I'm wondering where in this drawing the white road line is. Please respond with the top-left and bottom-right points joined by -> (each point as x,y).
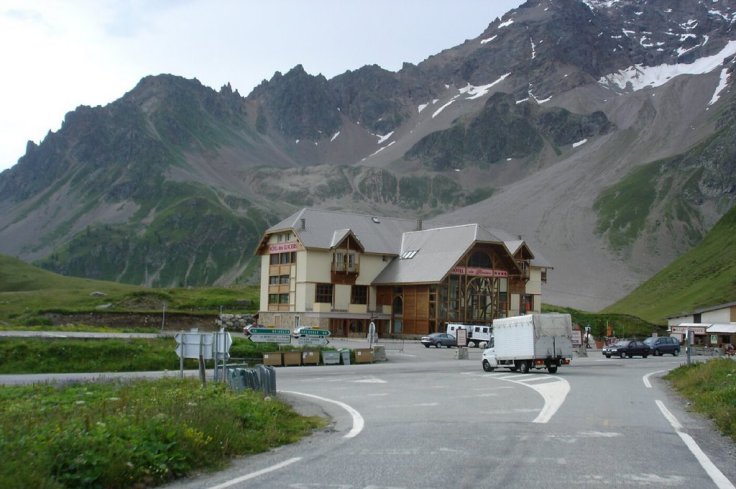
281,390 -> 365,438
642,369 -> 667,388
206,457 -> 301,489
529,377 -> 570,423
656,400 -> 735,489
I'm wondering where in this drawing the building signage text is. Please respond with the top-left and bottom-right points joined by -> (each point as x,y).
451,266 -> 508,278
671,325 -> 707,335
269,242 -> 299,253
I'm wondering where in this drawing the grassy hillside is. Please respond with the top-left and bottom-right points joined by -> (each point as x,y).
603,205 -> 736,323
0,254 -> 258,326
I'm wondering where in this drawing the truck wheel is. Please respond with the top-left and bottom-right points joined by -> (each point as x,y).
548,365 -> 558,374
482,360 -> 494,372
519,361 -> 530,374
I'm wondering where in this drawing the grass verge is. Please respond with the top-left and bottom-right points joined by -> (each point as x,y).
0,336 -> 280,374
665,358 -> 736,442
0,377 -> 325,489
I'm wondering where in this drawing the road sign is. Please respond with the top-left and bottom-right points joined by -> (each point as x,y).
298,336 -> 330,346
298,328 -> 331,337
249,328 -> 291,344
175,332 -> 214,359
295,328 -> 330,346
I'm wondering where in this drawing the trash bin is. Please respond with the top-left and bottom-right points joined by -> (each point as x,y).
283,351 -> 302,366
354,348 -> 374,363
227,367 -> 246,391
262,352 -> 283,366
255,365 -> 276,395
340,349 -> 351,365
302,350 -> 319,365
322,350 -> 340,365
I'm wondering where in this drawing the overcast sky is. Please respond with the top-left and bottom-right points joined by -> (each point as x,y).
0,0 -> 524,172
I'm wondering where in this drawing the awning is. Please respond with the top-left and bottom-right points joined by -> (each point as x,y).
706,324 -> 736,334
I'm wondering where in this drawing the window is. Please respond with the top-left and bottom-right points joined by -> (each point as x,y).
346,253 -> 356,271
334,252 -> 344,271
469,251 -> 491,268
499,292 -> 508,314
269,293 -> 290,304
521,294 -> 533,314
351,285 -> 367,304
400,249 -> 419,259
270,252 -> 296,265
315,283 -> 333,303
269,275 -> 289,285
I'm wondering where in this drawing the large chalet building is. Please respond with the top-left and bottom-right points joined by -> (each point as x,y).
255,208 -> 551,338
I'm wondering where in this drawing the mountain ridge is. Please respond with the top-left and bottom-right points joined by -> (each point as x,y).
0,0 -> 734,310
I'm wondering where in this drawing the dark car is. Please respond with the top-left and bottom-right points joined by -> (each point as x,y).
420,332 -> 456,348
602,340 -> 650,358
644,336 -> 681,356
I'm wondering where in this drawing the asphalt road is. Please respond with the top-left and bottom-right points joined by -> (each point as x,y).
3,340 -> 734,489
159,342 -> 736,489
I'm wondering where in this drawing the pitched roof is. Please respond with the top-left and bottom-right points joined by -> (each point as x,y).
373,224 -> 512,284
266,208 -> 418,254
263,208 -> 550,283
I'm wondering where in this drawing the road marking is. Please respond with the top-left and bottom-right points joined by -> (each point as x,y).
529,377 -> 570,423
354,377 -> 386,383
206,457 -> 301,489
281,390 -> 365,439
656,400 -> 735,489
642,369 -> 667,388
475,372 -> 570,423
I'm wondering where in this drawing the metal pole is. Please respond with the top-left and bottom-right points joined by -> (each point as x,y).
199,334 -> 206,386
179,331 -> 184,378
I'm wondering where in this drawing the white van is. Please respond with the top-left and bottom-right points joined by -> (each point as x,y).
446,323 -> 491,347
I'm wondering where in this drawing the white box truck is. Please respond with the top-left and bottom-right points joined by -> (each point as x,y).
446,323 -> 492,347
482,313 -> 573,374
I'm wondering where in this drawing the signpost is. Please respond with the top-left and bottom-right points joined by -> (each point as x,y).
174,330 -> 232,383
249,328 -> 292,344
296,328 -> 331,346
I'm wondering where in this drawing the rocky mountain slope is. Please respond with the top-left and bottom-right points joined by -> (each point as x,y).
0,0 -> 734,310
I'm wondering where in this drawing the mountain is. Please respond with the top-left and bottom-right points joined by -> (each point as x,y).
603,205 -> 736,323
0,0 -> 735,311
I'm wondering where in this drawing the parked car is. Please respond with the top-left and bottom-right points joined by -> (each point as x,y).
420,332 -> 456,348
644,336 -> 681,356
602,340 -> 651,358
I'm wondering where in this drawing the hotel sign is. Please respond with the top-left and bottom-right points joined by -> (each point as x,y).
269,242 -> 299,253
451,266 -> 508,278
671,325 -> 707,335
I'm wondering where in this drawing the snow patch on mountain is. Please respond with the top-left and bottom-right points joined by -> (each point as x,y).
708,68 -> 731,106
459,73 -> 511,100
598,40 -> 736,92
582,0 -> 622,11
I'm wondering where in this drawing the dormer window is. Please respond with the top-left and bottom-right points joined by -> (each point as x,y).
401,249 -> 419,259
